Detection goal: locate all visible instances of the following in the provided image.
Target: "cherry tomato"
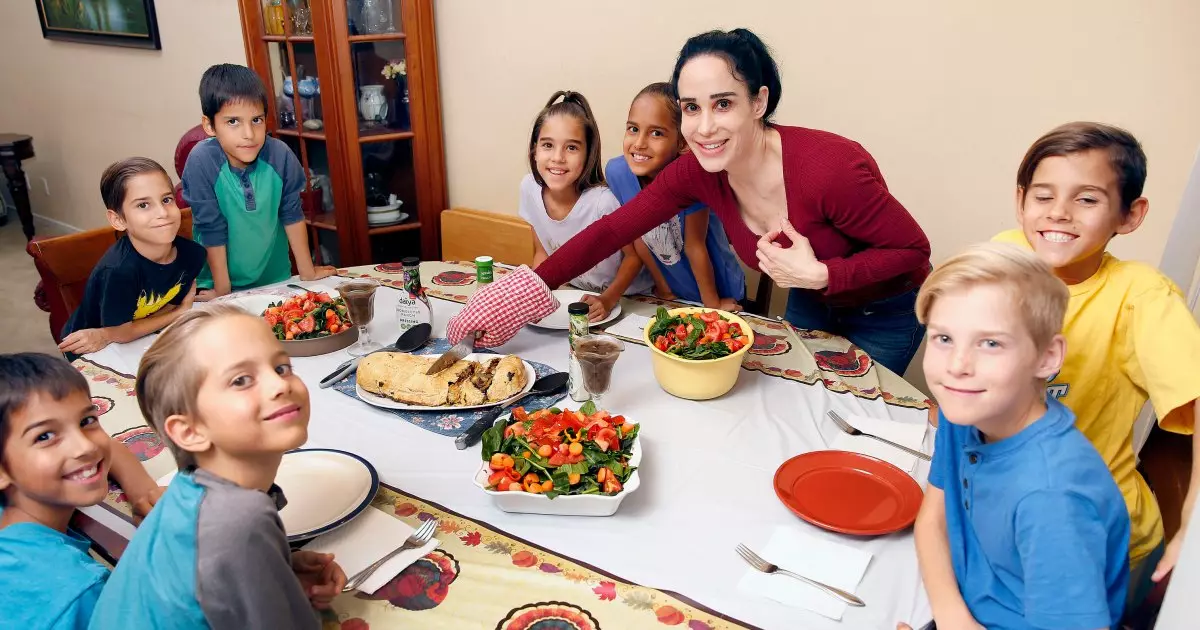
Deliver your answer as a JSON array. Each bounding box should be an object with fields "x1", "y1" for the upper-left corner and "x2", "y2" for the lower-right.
[
  {"x1": 568, "y1": 473, "x2": 581, "y2": 485},
  {"x1": 547, "y1": 452, "x2": 567, "y2": 467},
  {"x1": 264, "y1": 313, "x2": 280, "y2": 327},
  {"x1": 512, "y1": 407, "x2": 529, "y2": 422},
  {"x1": 596, "y1": 467, "x2": 609, "y2": 483},
  {"x1": 537, "y1": 444, "x2": 553, "y2": 457},
  {"x1": 489, "y1": 453, "x2": 514, "y2": 470},
  {"x1": 729, "y1": 323, "x2": 742, "y2": 336},
  {"x1": 603, "y1": 477, "x2": 624, "y2": 493},
  {"x1": 654, "y1": 337, "x2": 669, "y2": 351},
  {"x1": 284, "y1": 331, "x2": 295, "y2": 340},
  {"x1": 487, "y1": 470, "x2": 511, "y2": 487},
  {"x1": 523, "y1": 480, "x2": 543, "y2": 494},
  {"x1": 568, "y1": 442, "x2": 583, "y2": 455},
  {"x1": 698, "y1": 311, "x2": 719, "y2": 323},
  {"x1": 716, "y1": 319, "x2": 730, "y2": 334},
  {"x1": 675, "y1": 324, "x2": 687, "y2": 338},
  {"x1": 540, "y1": 480, "x2": 554, "y2": 492},
  {"x1": 523, "y1": 473, "x2": 540, "y2": 485},
  {"x1": 298, "y1": 315, "x2": 315, "y2": 333},
  {"x1": 506, "y1": 482, "x2": 522, "y2": 492}
]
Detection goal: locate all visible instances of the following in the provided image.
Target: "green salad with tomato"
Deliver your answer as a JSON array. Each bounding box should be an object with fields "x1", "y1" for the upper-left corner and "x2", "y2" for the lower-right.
[
  {"x1": 261, "y1": 291, "x2": 351, "y2": 341},
  {"x1": 647, "y1": 307, "x2": 750, "y2": 360},
  {"x1": 480, "y1": 401, "x2": 638, "y2": 499}
]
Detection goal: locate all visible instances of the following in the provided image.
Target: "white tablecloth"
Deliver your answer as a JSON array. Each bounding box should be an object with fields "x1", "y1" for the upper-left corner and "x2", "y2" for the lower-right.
[{"x1": 84, "y1": 279, "x2": 934, "y2": 630}]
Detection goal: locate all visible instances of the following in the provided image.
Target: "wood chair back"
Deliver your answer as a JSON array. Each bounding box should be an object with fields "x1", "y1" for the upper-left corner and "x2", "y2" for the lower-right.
[{"x1": 440, "y1": 207, "x2": 534, "y2": 267}]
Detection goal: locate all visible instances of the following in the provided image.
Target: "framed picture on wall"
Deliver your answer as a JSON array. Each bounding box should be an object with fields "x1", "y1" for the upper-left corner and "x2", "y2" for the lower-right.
[{"x1": 35, "y1": 0, "x2": 162, "y2": 50}]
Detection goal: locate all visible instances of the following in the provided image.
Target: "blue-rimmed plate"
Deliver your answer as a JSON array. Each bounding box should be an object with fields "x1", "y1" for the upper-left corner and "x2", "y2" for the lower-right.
[{"x1": 155, "y1": 448, "x2": 379, "y2": 542}]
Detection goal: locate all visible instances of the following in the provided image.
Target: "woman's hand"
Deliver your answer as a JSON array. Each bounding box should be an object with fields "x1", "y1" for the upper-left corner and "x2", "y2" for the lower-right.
[
  {"x1": 756, "y1": 220, "x2": 829, "y2": 290},
  {"x1": 446, "y1": 266, "x2": 559, "y2": 347}
]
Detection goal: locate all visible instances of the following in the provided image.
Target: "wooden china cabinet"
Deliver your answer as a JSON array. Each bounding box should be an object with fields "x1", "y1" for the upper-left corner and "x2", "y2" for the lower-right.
[{"x1": 234, "y1": 0, "x2": 447, "y2": 266}]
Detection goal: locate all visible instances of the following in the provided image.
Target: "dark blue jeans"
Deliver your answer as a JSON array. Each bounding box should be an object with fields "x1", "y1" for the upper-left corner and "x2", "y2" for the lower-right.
[{"x1": 784, "y1": 287, "x2": 924, "y2": 375}]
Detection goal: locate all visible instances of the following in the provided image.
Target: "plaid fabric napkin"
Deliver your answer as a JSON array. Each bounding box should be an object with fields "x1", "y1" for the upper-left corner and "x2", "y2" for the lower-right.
[{"x1": 330, "y1": 338, "x2": 564, "y2": 437}]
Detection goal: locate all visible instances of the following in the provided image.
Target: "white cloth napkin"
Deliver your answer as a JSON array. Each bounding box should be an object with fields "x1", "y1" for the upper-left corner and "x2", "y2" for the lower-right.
[
  {"x1": 737, "y1": 526, "x2": 872, "y2": 620},
  {"x1": 830, "y1": 414, "x2": 928, "y2": 474},
  {"x1": 302, "y1": 508, "x2": 440, "y2": 594},
  {"x1": 603, "y1": 313, "x2": 651, "y2": 342}
]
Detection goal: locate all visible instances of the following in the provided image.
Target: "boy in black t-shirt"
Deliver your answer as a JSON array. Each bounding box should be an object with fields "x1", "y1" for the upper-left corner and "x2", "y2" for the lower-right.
[{"x1": 59, "y1": 158, "x2": 207, "y2": 357}]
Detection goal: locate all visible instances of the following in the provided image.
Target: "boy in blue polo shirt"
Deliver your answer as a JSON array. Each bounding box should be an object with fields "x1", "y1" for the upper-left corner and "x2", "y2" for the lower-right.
[
  {"x1": 907, "y1": 243, "x2": 1129, "y2": 630},
  {"x1": 182, "y1": 64, "x2": 334, "y2": 298}
]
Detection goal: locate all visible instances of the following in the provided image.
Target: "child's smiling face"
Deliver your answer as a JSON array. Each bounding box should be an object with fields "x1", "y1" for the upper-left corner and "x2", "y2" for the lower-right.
[
  {"x1": 109, "y1": 171, "x2": 181, "y2": 247},
  {"x1": 1017, "y1": 149, "x2": 1146, "y2": 284},
  {"x1": 623, "y1": 94, "x2": 683, "y2": 180},
  {"x1": 534, "y1": 113, "x2": 586, "y2": 195},
  {"x1": 0, "y1": 390, "x2": 112, "y2": 516},
  {"x1": 182, "y1": 314, "x2": 310, "y2": 462},
  {"x1": 204, "y1": 99, "x2": 267, "y2": 169}
]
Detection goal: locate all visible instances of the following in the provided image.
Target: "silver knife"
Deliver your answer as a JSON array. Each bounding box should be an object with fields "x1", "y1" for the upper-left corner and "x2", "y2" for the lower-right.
[
  {"x1": 425, "y1": 331, "x2": 481, "y2": 375},
  {"x1": 319, "y1": 357, "x2": 360, "y2": 388}
]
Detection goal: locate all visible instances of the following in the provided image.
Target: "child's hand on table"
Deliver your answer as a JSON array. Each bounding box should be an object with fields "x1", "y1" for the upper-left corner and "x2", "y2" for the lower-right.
[
  {"x1": 292, "y1": 550, "x2": 347, "y2": 609},
  {"x1": 130, "y1": 486, "x2": 167, "y2": 523},
  {"x1": 58, "y1": 329, "x2": 113, "y2": 355},
  {"x1": 300, "y1": 266, "x2": 338, "y2": 281},
  {"x1": 581, "y1": 294, "x2": 617, "y2": 323}
]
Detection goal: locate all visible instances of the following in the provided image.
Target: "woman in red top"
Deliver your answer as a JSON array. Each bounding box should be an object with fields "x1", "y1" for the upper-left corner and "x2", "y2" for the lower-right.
[{"x1": 449, "y1": 28, "x2": 931, "y2": 375}]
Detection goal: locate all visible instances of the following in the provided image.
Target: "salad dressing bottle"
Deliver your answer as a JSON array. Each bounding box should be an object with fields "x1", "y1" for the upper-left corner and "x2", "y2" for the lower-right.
[{"x1": 395, "y1": 256, "x2": 431, "y2": 334}]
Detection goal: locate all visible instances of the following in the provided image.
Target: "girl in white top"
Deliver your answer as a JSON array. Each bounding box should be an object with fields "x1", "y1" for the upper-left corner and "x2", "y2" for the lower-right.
[{"x1": 518, "y1": 91, "x2": 653, "y2": 321}]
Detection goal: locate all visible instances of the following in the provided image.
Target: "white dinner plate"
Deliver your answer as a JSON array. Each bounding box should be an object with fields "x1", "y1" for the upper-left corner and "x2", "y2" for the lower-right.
[
  {"x1": 528, "y1": 289, "x2": 623, "y2": 330},
  {"x1": 355, "y1": 354, "x2": 537, "y2": 411},
  {"x1": 156, "y1": 448, "x2": 379, "y2": 542}
]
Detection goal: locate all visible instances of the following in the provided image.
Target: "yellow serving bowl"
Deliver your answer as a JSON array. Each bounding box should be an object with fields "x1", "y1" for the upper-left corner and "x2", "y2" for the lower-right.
[{"x1": 643, "y1": 307, "x2": 755, "y2": 400}]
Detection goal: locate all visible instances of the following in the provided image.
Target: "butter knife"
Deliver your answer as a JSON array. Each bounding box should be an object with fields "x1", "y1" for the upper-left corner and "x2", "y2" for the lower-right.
[{"x1": 425, "y1": 331, "x2": 481, "y2": 375}]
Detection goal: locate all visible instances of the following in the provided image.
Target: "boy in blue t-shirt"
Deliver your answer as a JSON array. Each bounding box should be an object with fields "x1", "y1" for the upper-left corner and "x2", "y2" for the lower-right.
[
  {"x1": 0, "y1": 353, "x2": 162, "y2": 629},
  {"x1": 605, "y1": 82, "x2": 745, "y2": 308},
  {"x1": 905, "y1": 243, "x2": 1129, "y2": 630},
  {"x1": 89, "y1": 305, "x2": 345, "y2": 629},
  {"x1": 182, "y1": 64, "x2": 334, "y2": 299}
]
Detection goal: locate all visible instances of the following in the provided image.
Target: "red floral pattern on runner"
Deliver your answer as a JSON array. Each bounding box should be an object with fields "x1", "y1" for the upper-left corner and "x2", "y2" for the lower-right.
[
  {"x1": 91, "y1": 396, "x2": 114, "y2": 416},
  {"x1": 498, "y1": 601, "x2": 601, "y2": 630},
  {"x1": 373, "y1": 262, "x2": 405, "y2": 274},
  {"x1": 432, "y1": 270, "x2": 474, "y2": 286},
  {"x1": 358, "y1": 549, "x2": 459, "y2": 611},
  {"x1": 113, "y1": 426, "x2": 166, "y2": 462},
  {"x1": 814, "y1": 346, "x2": 873, "y2": 377},
  {"x1": 748, "y1": 333, "x2": 789, "y2": 356}
]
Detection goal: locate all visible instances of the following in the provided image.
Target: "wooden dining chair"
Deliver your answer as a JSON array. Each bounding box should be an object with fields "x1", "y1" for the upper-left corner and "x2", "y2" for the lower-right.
[
  {"x1": 27, "y1": 209, "x2": 194, "y2": 343},
  {"x1": 440, "y1": 207, "x2": 535, "y2": 267}
]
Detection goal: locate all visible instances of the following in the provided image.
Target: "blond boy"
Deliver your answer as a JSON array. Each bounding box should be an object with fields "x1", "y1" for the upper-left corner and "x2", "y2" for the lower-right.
[{"x1": 910, "y1": 244, "x2": 1129, "y2": 629}]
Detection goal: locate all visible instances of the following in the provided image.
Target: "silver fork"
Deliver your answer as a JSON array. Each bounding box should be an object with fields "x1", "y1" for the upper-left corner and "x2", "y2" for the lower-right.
[
  {"x1": 829, "y1": 410, "x2": 931, "y2": 461},
  {"x1": 342, "y1": 518, "x2": 438, "y2": 592},
  {"x1": 736, "y1": 543, "x2": 865, "y2": 607}
]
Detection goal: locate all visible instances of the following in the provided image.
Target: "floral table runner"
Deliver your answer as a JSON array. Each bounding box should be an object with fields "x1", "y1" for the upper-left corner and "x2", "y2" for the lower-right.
[
  {"x1": 340, "y1": 262, "x2": 932, "y2": 413},
  {"x1": 76, "y1": 358, "x2": 758, "y2": 630}
]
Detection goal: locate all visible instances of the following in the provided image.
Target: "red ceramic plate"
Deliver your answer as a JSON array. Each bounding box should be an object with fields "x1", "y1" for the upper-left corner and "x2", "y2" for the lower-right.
[{"x1": 773, "y1": 450, "x2": 923, "y2": 536}]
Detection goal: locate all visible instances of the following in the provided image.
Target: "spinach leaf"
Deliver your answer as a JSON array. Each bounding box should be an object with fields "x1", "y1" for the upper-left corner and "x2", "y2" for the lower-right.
[
  {"x1": 579, "y1": 400, "x2": 597, "y2": 416},
  {"x1": 647, "y1": 306, "x2": 679, "y2": 341},
  {"x1": 480, "y1": 423, "x2": 504, "y2": 460}
]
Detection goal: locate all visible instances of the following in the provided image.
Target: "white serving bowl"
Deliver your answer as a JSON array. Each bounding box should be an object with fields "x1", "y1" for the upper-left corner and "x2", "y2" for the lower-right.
[{"x1": 471, "y1": 418, "x2": 642, "y2": 517}]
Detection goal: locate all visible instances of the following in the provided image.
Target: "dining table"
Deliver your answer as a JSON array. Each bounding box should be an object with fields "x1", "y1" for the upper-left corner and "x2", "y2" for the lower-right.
[{"x1": 76, "y1": 260, "x2": 936, "y2": 630}]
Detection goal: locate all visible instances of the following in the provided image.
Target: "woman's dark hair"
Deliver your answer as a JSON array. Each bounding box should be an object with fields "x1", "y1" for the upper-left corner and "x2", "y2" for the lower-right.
[
  {"x1": 1017, "y1": 122, "x2": 1147, "y2": 214},
  {"x1": 100, "y1": 157, "x2": 172, "y2": 214},
  {"x1": 527, "y1": 91, "x2": 606, "y2": 193},
  {"x1": 670, "y1": 28, "x2": 782, "y2": 124}
]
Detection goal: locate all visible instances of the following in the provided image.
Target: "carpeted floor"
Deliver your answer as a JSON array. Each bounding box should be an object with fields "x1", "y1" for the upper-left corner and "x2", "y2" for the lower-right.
[{"x1": 0, "y1": 218, "x2": 70, "y2": 356}]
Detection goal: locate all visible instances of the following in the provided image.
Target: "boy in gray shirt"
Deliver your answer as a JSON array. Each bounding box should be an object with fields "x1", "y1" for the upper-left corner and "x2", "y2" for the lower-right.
[{"x1": 89, "y1": 305, "x2": 345, "y2": 629}]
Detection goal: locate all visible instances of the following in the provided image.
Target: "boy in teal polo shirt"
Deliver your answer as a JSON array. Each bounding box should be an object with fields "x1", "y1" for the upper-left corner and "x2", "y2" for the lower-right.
[{"x1": 182, "y1": 64, "x2": 334, "y2": 297}]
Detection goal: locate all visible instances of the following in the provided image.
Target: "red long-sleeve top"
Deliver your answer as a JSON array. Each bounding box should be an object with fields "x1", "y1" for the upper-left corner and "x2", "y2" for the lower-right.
[{"x1": 535, "y1": 125, "x2": 931, "y2": 307}]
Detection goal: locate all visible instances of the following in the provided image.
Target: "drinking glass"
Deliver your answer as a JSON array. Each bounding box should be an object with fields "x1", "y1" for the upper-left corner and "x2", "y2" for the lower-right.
[
  {"x1": 337, "y1": 278, "x2": 382, "y2": 356},
  {"x1": 574, "y1": 334, "x2": 624, "y2": 407}
]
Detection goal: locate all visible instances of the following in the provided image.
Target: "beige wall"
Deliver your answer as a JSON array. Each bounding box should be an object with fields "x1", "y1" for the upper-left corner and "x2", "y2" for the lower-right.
[
  {"x1": 434, "y1": 0, "x2": 1200, "y2": 269},
  {"x1": 0, "y1": 1, "x2": 245, "y2": 231}
]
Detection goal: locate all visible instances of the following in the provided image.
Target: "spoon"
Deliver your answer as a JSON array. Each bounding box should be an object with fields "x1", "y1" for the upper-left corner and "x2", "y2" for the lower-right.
[
  {"x1": 318, "y1": 323, "x2": 433, "y2": 388},
  {"x1": 454, "y1": 372, "x2": 570, "y2": 450}
]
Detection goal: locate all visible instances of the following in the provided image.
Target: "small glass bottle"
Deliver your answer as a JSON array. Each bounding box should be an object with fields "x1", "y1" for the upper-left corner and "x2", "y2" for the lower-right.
[
  {"x1": 567, "y1": 302, "x2": 591, "y2": 402},
  {"x1": 395, "y1": 256, "x2": 430, "y2": 334},
  {"x1": 475, "y1": 256, "x2": 494, "y2": 285}
]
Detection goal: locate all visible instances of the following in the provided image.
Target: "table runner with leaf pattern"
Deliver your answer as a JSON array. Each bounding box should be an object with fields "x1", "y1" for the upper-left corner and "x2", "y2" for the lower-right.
[
  {"x1": 77, "y1": 357, "x2": 760, "y2": 630},
  {"x1": 340, "y1": 262, "x2": 932, "y2": 413}
]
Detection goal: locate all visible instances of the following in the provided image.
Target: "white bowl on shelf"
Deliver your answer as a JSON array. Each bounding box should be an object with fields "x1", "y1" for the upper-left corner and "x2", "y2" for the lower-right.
[
  {"x1": 471, "y1": 417, "x2": 642, "y2": 517},
  {"x1": 367, "y1": 210, "x2": 408, "y2": 226}
]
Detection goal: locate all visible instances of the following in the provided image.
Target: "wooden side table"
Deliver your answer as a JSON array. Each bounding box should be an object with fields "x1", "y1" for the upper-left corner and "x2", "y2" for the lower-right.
[{"x1": 0, "y1": 133, "x2": 35, "y2": 241}]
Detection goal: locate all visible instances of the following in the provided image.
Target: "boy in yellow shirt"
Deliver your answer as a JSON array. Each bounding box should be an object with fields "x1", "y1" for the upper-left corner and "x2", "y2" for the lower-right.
[{"x1": 994, "y1": 121, "x2": 1200, "y2": 609}]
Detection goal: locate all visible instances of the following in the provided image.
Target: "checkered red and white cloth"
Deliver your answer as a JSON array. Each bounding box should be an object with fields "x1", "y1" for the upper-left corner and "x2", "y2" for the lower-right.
[{"x1": 446, "y1": 265, "x2": 559, "y2": 348}]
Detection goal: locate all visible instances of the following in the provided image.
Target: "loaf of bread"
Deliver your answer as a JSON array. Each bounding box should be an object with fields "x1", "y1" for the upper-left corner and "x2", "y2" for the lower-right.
[{"x1": 357, "y1": 352, "x2": 527, "y2": 406}]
